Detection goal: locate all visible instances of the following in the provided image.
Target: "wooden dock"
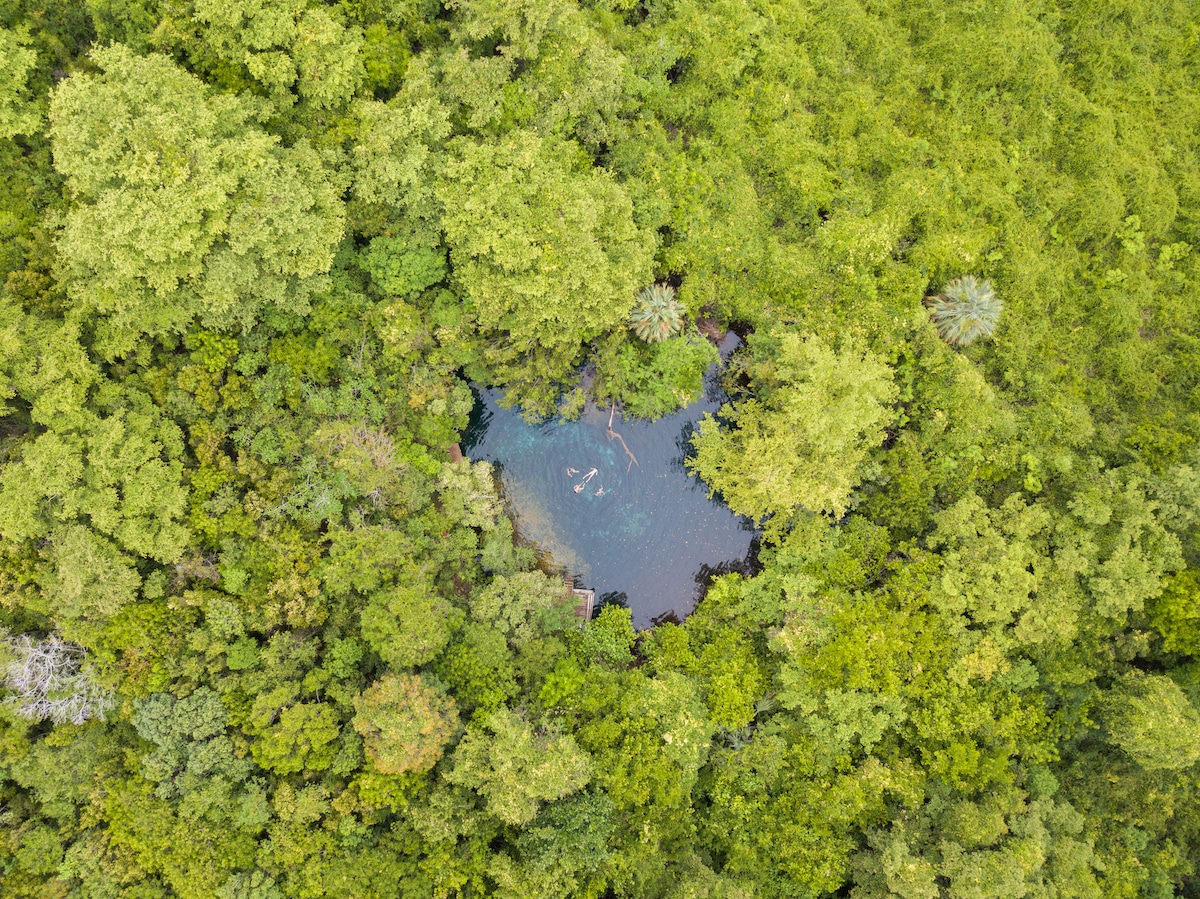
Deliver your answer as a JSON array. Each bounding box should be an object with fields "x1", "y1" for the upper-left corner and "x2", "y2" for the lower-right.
[{"x1": 565, "y1": 574, "x2": 595, "y2": 623}]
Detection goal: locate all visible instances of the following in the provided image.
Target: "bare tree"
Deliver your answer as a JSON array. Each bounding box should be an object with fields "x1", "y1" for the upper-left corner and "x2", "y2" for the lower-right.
[{"x1": 3, "y1": 633, "x2": 114, "y2": 725}]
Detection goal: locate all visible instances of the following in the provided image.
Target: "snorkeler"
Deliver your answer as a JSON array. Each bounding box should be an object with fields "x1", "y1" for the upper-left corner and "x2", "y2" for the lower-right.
[{"x1": 573, "y1": 483, "x2": 585, "y2": 494}]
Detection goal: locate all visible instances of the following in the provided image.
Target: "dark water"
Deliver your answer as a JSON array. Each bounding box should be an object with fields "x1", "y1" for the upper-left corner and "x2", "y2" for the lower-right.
[{"x1": 461, "y1": 337, "x2": 757, "y2": 628}]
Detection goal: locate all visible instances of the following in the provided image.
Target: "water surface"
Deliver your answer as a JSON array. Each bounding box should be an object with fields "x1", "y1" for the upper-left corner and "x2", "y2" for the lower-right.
[{"x1": 462, "y1": 342, "x2": 756, "y2": 628}]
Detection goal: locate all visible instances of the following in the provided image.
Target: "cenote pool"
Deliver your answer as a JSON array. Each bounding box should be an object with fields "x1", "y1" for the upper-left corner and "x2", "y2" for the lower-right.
[{"x1": 461, "y1": 338, "x2": 757, "y2": 628}]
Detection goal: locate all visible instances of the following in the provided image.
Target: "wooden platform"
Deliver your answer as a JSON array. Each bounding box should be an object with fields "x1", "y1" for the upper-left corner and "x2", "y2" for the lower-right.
[
  {"x1": 564, "y1": 573, "x2": 594, "y2": 622},
  {"x1": 572, "y1": 587, "x2": 595, "y2": 623}
]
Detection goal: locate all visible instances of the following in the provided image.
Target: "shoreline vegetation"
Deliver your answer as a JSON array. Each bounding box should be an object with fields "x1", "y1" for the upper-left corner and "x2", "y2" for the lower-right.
[{"x1": 1, "y1": 0, "x2": 1200, "y2": 897}]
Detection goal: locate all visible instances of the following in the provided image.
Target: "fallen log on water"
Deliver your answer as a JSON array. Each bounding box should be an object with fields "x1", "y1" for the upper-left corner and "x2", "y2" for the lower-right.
[{"x1": 606, "y1": 401, "x2": 639, "y2": 473}]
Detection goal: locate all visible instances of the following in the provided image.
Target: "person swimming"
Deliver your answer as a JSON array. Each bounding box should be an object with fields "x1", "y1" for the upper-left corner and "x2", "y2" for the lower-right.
[
  {"x1": 594, "y1": 486, "x2": 605, "y2": 496},
  {"x1": 566, "y1": 467, "x2": 579, "y2": 476},
  {"x1": 572, "y1": 468, "x2": 600, "y2": 494}
]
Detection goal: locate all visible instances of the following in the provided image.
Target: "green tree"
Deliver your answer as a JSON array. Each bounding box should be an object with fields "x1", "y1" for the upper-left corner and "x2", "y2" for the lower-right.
[
  {"x1": 436, "y1": 459, "x2": 502, "y2": 530},
  {"x1": 490, "y1": 792, "x2": 614, "y2": 898},
  {"x1": 469, "y1": 570, "x2": 576, "y2": 648},
  {"x1": 131, "y1": 688, "x2": 261, "y2": 820},
  {"x1": 103, "y1": 779, "x2": 258, "y2": 899},
  {"x1": 192, "y1": 0, "x2": 364, "y2": 109},
  {"x1": 435, "y1": 621, "x2": 518, "y2": 712},
  {"x1": 1104, "y1": 673, "x2": 1200, "y2": 771},
  {"x1": 49, "y1": 45, "x2": 344, "y2": 356},
  {"x1": 0, "y1": 400, "x2": 189, "y2": 562},
  {"x1": 436, "y1": 129, "x2": 653, "y2": 414},
  {"x1": 595, "y1": 333, "x2": 719, "y2": 419},
  {"x1": 360, "y1": 581, "x2": 459, "y2": 669},
  {"x1": 853, "y1": 791, "x2": 1102, "y2": 899},
  {"x1": 353, "y1": 673, "x2": 458, "y2": 775},
  {"x1": 349, "y1": 90, "x2": 450, "y2": 224},
  {"x1": 0, "y1": 26, "x2": 39, "y2": 140},
  {"x1": 437, "y1": 0, "x2": 630, "y2": 148},
  {"x1": 250, "y1": 702, "x2": 341, "y2": 776},
  {"x1": 45, "y1": 525, "x2": 142, "y2": 622},
  {"x1": 1148, "y1": 569, "x2": 1200, "y2": 655},
  {"x1": 579, "y1": 604, "x2": 636, "y2": 666},
  {"x1": 361, "y1": 232, "x2": 447, "y2": 297},
  {"x1": 689, "y1": 333, "x2": 897, "y2": 534},
  {"x1": 446, "y1": 707, "x2": 592, "y2": 825}
]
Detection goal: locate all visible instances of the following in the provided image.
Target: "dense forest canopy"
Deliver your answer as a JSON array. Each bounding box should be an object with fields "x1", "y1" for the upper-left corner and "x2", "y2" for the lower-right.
[{"x1": 1, "y1": 0, "x2": 1199, "y2": 896}]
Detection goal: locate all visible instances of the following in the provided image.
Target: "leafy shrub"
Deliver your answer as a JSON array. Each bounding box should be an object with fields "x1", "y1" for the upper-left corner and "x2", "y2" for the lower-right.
[
  {"x1": 597, "y1": 334, "x2": 718, "y2": 419},
  {"x1": 361, "y1": 234, "x2": 447, "y2": 297}
]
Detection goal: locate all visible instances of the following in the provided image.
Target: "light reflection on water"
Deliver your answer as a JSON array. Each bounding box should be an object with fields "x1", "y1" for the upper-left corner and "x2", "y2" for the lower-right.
[{"x1": 461, "y1": 341, "x2": 757, "y2": 628}]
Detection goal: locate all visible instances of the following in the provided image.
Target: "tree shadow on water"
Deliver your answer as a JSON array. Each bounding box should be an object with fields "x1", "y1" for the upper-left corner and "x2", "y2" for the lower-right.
[
  {"x1": 692, "y1": 540, "x2": 763, "y2": 604},
  {"x1": 650, "y1": 609, "x2": 682, "y2": 627},
  {"x1": 595, "y1": 591, "x2": 628, "y2": 612},
  {"x1": 670, "y1": 420, "x2": 698, "y2": 476}
]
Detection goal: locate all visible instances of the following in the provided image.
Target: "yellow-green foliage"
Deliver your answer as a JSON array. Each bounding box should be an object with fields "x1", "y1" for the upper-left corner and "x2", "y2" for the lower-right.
[
  {"x1": 690, "y1": 333, "x2": 897, "y2": 531},
  {"x1": 0, "y1": 0, "x2": 1199, "y2": 896},
  {"x1": 436, "y1": 130, "x2": 653, "y2": 415},
  {"x1": 49, "y1": 45, "x2": 345, "y2": 357}
]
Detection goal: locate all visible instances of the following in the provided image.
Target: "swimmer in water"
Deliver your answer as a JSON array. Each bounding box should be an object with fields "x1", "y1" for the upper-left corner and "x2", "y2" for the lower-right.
[
  {"x1": 594, "y1": 486, "x2": 605, "y2": 496},
  {"x1": 572, "y1": 468, "x2": 599, "y2": 494},
  {"x1": 566, "y1": 467, "x2": 579, "y2": 476}
]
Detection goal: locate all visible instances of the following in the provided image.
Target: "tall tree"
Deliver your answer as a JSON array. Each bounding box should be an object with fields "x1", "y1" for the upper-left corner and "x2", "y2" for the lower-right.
[
  {"x1": 689, "y1": 333, "x2": 897, "y2": 536},
  {"x1": 49, "y1": 44, "x2": 345, "y2": 357},
  {"x1": 0, "y1": 26, "x2": 39, "y2": 140},
  {"x1": 353, "y1": 673, "x2": 459, "y2": 775},
  {"x1": 446, "y1": 707, "x2": 592, "y2": 825},
  {"x1": 192, "y1": 0, "x2": 365, "y2": 109},
  {"x1": 436, "y1": 129, "x2": 653, "y2": 415}
]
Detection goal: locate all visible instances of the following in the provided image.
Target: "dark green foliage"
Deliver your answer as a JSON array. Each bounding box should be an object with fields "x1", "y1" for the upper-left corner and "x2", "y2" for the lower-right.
[
  {"x1": 361, "y1": 233, "x2": 447, "y2": 297},
  {"x1": 578, "y1": 604, "x2": 636, "y2": 666}
]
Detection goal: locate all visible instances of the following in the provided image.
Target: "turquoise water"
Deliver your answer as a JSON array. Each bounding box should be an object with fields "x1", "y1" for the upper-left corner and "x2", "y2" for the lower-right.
[{"x1": 462, "y1": 342, "x2": 757, "y2": 628}]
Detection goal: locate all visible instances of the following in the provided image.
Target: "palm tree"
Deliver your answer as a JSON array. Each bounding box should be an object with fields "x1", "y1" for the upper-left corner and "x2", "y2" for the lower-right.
[
  {"x1": 629, "y1": 283, "x2": 685, "y2": 343},
  {"x1": 926, "y1": 275, "x2": 1002, "y2": 346}
]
